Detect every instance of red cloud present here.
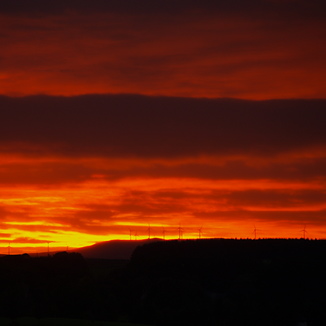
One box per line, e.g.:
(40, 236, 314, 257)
(0, 1, 325, 99)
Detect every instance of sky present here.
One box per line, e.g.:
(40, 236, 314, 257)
(1, 0, 326, 253)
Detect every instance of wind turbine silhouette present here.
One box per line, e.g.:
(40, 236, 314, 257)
(301, 225, 308, 239)
(252, 225, 261, 240)
(8, 242, 10, 256)
(178, 225, 183, 240)
(162, 227, 166, 240)
(198, 226, 203, 239)
(147, 224, 151, 239)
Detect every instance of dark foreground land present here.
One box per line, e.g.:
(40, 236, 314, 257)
(1, 239, 326, 326)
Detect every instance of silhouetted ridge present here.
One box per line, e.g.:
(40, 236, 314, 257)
(126, 239, 326, 325)
(76, 238, 162, 259)
(2, 239, 326, 325)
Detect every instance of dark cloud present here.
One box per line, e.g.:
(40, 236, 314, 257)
(224, 189, 326, 208)
(195, 209, 326, 225)
(150, 189, 326, 207)
(1, 1, 325, 99)
(1, 95, 325, 159)
(0, 162, 94, 185)
(0, 0, 325, 20)
(1, 156, 326, 186)
(115, 188, 326, 213)
(98, 158, 326, 181)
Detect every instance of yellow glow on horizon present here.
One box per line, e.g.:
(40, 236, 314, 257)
(2, 222, 326, 256)
(1, 158, 325, 255)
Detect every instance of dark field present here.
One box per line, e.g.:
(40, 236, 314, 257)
(0, 317, 147, 326)
(1, 239, 326, 326)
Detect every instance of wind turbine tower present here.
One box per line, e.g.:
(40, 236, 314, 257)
(147, 224, 151, 239)
(198, 226, 203, 239)
(302, 225, 307, 239)
(178, 225, 183, 240)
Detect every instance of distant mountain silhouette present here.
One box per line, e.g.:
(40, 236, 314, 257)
(75, 238, 163, 259)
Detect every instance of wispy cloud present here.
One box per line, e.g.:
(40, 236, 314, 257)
(0, 1, 325, 98)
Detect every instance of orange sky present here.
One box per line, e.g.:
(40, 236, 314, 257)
(1, 0, 326, 254)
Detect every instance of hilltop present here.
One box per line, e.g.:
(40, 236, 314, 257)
(75, 238, 162, 259)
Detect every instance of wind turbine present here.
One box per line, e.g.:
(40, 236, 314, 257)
(301, 225, 308, 239)
(147, 224, 151, 239)
(8, 242, 10, 256)
(253, 225, 257, 240)
(178, 225, 184, 240)
(198, 226, 203, 239)
(252, 225, 261, 240)
(162, 227, 166, 240)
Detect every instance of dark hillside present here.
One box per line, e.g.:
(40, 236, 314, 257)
(76, 238, 162, 259)
(1, 239, 326, 325)
(125, 239, 326, 325)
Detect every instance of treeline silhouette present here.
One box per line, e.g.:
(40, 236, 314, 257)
(1, 239, 326, 325)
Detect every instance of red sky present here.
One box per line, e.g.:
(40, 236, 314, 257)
(1, 0, 326, 253)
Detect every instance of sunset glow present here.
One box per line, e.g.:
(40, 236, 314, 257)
(1, 1, 326, 254)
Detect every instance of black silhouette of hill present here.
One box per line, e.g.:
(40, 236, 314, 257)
(2, 238, 326, 325)
(75, 238, 162, 259)
(127, 238, 326, 325)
